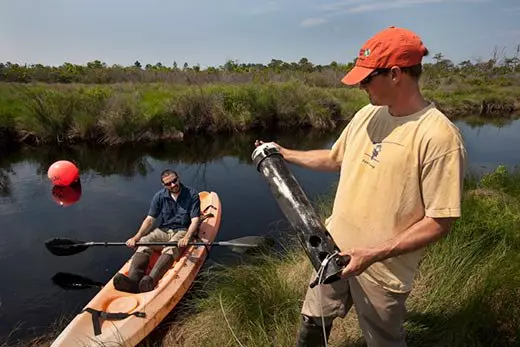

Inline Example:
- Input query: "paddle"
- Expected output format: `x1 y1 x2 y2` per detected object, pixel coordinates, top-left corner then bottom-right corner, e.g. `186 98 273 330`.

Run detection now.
52 272 105 290
45 236 274 257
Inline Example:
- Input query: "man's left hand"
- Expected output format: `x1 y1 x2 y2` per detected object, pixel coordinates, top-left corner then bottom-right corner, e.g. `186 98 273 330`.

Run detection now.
178 234 191 248
339 248 379 278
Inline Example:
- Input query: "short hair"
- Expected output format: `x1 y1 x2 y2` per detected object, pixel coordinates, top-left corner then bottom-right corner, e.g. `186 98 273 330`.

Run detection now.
160 169 178 181
400 64 423 79
401 48 429 80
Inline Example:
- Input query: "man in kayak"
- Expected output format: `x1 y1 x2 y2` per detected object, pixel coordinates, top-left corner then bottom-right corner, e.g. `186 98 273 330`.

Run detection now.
255 26 466 346
114 169 201 293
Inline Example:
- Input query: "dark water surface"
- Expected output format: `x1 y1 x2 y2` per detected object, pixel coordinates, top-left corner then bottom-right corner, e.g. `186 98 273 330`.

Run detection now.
0 118 519 343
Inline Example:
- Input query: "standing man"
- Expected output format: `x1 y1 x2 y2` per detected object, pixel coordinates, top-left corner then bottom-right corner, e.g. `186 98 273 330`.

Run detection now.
114 169 201 293
255 26 466 346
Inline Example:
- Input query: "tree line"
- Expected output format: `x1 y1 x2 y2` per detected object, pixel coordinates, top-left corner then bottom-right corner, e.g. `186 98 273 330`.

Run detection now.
1 46 519 85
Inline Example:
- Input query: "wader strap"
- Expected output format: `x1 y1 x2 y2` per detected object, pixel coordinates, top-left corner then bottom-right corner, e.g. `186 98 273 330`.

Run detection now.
81 307 146 336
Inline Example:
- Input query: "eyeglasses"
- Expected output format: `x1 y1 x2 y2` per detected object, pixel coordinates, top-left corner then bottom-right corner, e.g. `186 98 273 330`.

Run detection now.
360 69 391 85
163 177 179 186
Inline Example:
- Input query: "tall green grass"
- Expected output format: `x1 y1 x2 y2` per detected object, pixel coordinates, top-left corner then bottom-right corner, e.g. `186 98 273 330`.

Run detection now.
1 81 519 146
160 165 520 347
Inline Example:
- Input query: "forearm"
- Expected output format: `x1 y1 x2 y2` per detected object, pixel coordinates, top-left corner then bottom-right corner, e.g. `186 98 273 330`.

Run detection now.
134 217 154 240
185 217 201 238
280 148 340 172
371 216 455 262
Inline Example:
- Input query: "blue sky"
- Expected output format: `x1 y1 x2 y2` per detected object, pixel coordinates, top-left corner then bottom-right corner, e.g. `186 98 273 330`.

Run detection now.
2 0 519 68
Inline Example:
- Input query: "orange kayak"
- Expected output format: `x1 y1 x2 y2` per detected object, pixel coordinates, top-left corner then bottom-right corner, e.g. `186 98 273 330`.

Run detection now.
50 191 222 347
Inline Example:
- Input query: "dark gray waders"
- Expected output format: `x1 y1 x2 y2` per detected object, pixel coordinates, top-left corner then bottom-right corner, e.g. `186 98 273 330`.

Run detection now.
113 252 150 293
138 253 175 292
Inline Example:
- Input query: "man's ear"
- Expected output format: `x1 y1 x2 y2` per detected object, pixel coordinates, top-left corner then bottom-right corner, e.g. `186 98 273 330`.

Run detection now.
390 66 401 82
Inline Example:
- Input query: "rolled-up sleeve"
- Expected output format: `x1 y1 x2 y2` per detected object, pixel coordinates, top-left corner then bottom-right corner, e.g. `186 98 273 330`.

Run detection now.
190 192 201 218
148 192 162 218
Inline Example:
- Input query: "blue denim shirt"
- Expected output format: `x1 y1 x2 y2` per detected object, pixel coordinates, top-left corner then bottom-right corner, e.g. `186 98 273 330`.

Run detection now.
148 184 201 230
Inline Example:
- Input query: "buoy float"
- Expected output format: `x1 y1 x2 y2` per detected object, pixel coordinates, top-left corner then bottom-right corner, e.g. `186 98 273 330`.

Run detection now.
47 160 80 186
51 183 82 207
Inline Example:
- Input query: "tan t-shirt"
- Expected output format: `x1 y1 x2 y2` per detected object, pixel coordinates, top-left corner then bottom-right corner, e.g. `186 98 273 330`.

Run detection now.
327 102 466 293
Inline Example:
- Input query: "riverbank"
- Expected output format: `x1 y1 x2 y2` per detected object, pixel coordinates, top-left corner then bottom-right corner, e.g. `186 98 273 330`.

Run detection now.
154 165 520 347
1 81 519 147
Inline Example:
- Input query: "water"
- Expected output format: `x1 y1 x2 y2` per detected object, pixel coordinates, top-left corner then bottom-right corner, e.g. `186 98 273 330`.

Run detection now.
0 118 519 343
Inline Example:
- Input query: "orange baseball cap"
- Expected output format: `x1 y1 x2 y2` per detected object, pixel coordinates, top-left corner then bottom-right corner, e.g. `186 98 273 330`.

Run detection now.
341 26 428 85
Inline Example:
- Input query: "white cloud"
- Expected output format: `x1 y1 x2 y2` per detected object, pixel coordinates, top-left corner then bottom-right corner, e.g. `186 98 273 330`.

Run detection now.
249 1 281 15
319 0 488 15
320 0 366 12
344 0 444 14
301 18 328 27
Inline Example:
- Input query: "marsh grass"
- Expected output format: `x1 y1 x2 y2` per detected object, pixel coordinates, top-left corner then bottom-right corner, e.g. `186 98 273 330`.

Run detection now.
1 81 518 146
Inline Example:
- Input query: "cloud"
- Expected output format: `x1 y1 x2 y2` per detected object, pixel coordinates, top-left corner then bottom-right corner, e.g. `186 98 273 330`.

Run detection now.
320 0 488 15
249 1 281 15
320 0 366 12
501 6 520 13
343 0 444 14
503 29 520 38
301 18 328 27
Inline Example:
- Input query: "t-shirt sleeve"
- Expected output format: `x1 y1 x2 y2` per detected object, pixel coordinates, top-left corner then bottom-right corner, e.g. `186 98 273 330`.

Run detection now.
190 191 201 218
421 147 466 218
148 193 162 218
329 123 350 164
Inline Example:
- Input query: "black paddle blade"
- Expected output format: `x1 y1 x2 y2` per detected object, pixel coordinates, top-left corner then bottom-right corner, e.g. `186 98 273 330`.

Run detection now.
52 272 104 290
45 237 89 256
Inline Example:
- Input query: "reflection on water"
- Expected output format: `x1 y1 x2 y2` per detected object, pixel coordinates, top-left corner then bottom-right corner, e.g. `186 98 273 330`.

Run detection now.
0 118 518 343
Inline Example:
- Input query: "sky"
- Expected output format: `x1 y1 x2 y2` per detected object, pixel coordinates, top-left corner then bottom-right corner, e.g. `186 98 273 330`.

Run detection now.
1 0 520 68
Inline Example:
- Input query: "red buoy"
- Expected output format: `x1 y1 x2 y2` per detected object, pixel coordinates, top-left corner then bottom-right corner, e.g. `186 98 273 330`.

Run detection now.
51 184 82 207
47 160 80 186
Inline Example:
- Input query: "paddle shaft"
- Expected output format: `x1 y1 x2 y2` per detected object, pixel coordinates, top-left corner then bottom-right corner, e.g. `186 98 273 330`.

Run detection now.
80 241 255 248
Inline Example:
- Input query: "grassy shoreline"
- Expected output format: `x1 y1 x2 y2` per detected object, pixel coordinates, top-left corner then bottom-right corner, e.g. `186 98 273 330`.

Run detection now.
1 81 519 148
159 166 520 347
3 166 520 347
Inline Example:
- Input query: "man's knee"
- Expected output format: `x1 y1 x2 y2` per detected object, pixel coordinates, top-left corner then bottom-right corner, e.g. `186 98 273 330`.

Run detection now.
296 314 333 347
136 247 153 255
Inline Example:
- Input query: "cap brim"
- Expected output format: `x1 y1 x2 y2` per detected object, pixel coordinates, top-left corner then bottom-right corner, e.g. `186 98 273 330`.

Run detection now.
341 66 374 85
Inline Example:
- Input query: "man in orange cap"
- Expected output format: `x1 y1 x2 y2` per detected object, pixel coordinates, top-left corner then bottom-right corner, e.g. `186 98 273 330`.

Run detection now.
255 26 466 346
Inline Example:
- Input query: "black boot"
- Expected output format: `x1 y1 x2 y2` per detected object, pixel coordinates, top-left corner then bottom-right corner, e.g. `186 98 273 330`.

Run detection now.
139 253 174 292
114 252 150 293
296 315 333 347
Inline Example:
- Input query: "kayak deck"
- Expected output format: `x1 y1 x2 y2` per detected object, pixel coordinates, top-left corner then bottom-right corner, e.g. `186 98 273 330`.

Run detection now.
50 191 222 347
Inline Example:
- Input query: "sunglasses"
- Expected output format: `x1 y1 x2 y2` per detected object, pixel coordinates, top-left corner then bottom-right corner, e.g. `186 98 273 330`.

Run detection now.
163 177 179 186
360 69 391 85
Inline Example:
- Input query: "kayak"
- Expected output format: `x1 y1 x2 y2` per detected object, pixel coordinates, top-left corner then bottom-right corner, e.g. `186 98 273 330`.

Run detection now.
50 191 222 347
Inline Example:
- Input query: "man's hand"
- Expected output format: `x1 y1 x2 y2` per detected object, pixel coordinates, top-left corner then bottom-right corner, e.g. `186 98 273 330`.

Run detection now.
178 234 191 248
339 248 379 278
126 237 139 248
254 140 281 150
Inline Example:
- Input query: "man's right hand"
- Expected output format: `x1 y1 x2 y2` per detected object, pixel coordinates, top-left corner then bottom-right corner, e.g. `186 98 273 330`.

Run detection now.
126 237 138 248
254 140 283 152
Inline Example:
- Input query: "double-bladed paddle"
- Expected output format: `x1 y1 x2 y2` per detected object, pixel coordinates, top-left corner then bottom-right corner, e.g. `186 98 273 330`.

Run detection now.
45 236 274 257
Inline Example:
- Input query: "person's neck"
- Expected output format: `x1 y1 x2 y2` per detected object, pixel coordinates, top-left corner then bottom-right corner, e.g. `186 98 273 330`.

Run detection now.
388 87 429 118
169 186 181 199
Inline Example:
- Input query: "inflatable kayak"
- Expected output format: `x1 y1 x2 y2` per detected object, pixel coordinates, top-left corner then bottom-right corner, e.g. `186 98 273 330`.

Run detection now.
50 191 222 347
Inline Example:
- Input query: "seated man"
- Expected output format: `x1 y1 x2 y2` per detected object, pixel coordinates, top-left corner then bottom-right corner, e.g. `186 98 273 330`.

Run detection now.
114 169 201 293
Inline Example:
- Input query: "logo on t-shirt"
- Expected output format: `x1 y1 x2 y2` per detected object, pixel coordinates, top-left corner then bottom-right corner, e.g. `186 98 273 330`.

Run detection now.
363 142 382 168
